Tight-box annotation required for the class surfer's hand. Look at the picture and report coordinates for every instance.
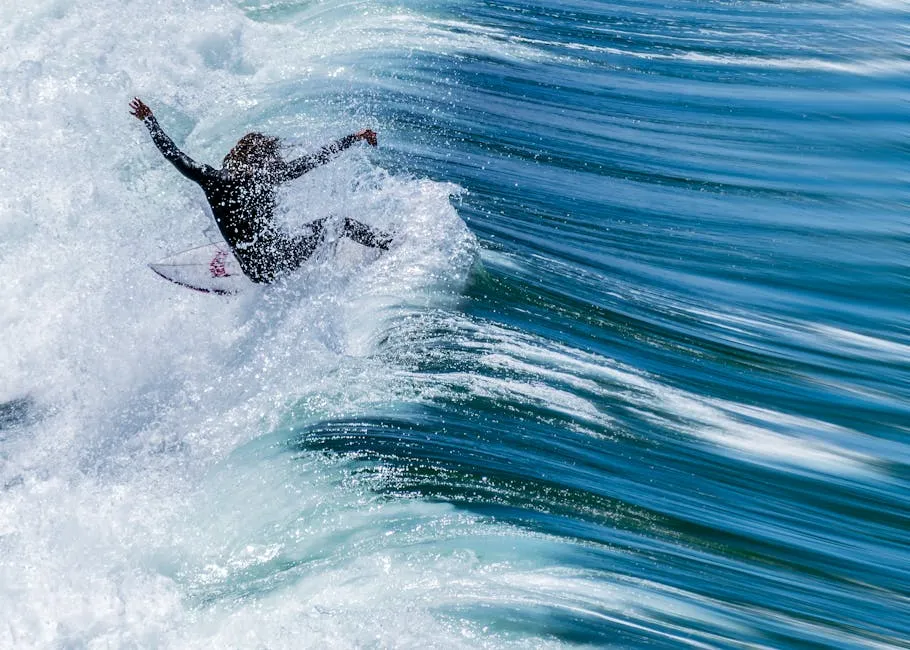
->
[355,129,378,147]
[129,97,152,121]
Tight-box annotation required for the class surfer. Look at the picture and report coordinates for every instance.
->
[130,97,391,283]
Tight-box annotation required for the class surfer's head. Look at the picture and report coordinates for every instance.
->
[223,133,281,174]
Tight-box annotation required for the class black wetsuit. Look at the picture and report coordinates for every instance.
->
[143,115,389,282]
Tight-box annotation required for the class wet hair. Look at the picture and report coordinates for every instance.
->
[223,133,281,173]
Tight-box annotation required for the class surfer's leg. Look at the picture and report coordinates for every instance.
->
[341,218,392,250]
[280,218,326,270]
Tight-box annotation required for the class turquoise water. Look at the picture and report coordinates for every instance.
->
[0,0,908,647]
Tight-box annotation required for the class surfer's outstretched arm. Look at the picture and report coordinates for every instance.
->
[279,129,378,182]
[130,98,210,184]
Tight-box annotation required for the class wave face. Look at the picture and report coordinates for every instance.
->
[1,0,908,647]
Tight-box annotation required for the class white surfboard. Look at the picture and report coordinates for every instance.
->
[149,243,253,295]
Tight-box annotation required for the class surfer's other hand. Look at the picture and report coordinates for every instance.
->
[355,129,378,147]
[129,97,152,120]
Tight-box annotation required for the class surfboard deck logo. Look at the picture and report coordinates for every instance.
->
[149,243,253,295]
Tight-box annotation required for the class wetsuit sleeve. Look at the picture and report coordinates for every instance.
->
[278,134,358,182]
[143,115,211,184]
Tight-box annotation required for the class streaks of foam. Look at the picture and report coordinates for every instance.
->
[809,324,910,362]
[503,29,910,76]
[401,318,887,478]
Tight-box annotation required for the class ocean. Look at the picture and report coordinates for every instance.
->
[0,0,908,647]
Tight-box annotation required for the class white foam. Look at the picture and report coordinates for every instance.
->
[504,30,910,77]
[679,51,910,76]
[809,324,910,362]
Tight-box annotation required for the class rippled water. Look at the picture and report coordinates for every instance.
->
[1,0,908,647]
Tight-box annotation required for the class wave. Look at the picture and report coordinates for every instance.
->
[2,0,908,647]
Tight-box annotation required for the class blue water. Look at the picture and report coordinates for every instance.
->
[1,0,908,647]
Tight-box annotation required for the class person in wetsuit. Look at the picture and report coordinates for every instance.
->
[130,97,391,283]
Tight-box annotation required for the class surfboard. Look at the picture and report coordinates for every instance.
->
[149,243,253,295]
[150,222,385,295]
